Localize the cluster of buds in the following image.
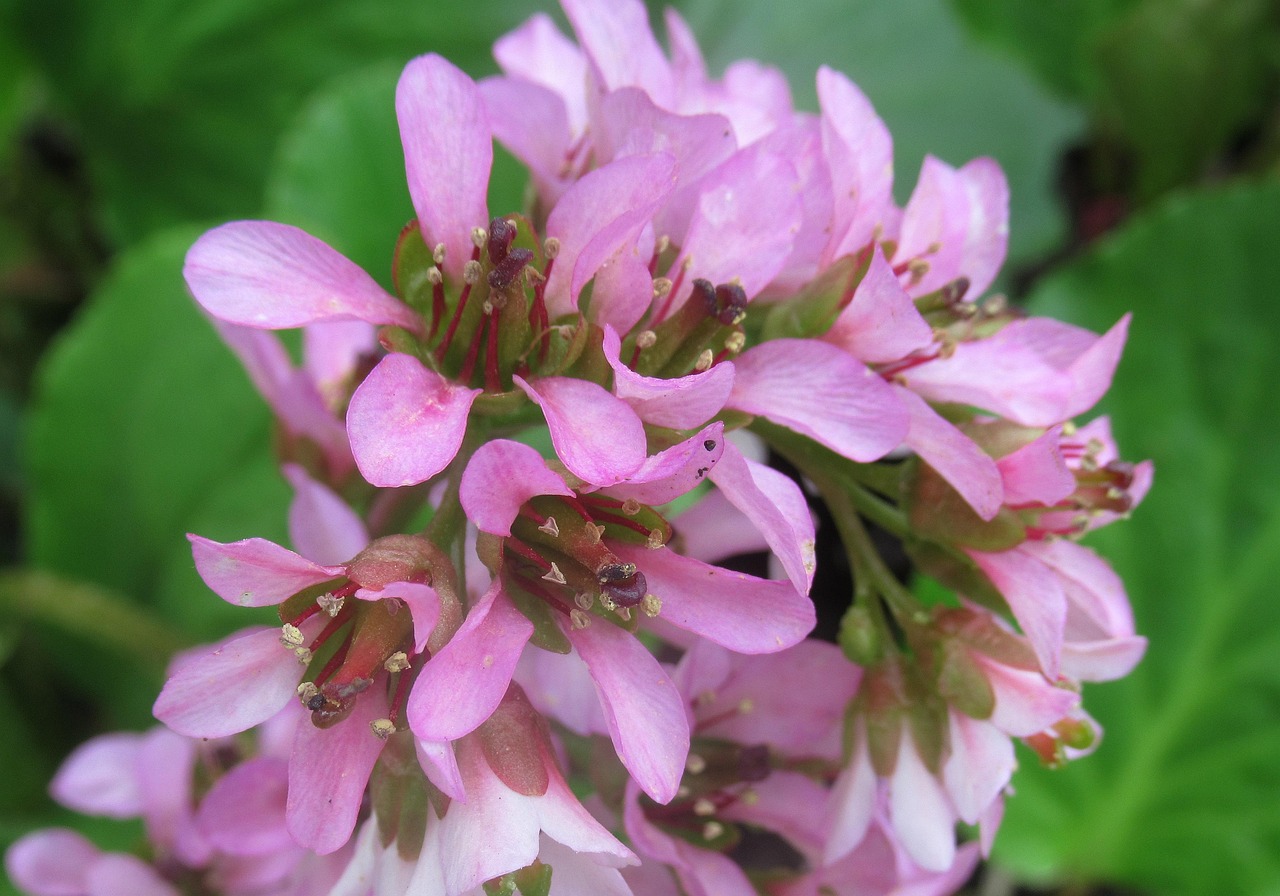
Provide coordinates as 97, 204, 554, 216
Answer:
8, 1, 1150, 894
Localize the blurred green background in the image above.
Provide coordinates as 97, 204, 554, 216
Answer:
1, 1, 1277, 893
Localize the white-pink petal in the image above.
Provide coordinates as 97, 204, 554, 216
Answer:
50, 733, 144, 818
941, 713, 1014, 824
347, 353, 481, 488
729, 339, 909, 463
605, 422, 725, 506
185, 221, 421, 333
188, 534, 342, 607
897, 387, 1004, 520
969, 547, 1068, 678
889, 735, 957, 872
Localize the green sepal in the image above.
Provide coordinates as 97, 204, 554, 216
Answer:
513, 861, 553, 896
278, 578, 347, 624
370, 731, 433, 861
904, 457, 1026, 551
838, 604, 886, 667
935, 638, 997, 720
759, 253, 866, 341
392, 218, 437, 318
903, 538, 1005, 615
503, 578, 573, 654
535, 317, 591, 378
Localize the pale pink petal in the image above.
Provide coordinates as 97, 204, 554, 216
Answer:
85, 853, 179, 896
1060, 637, 1148, 682
1063, 314, 1130, 418
188, 534, 342, 607
302, 319, 377, 394
407, 585, 533, 741
460, 439, 573, 536
185, 221, 421, 333
361, 582, 441, 655
286, 687, 388, 854
516, 647, 609, 738
416, 738, 466, 802
979, 797, 1005, 857
479, 76, 573, 198
284, 464, 369, 566
721, 771, 830, 863
540, 837, 634, 896
818, 66, 894, 263
347, 353, 481, 488
614, 544, 814, 653
753, 119, 831, 293
5, 829, 98, 895
729, 339, 909, 462
708, 440, 815, 594
896, 156, 967, 298
589, 242, 657, 335
1022, 541, 1140, 658
544, 153, 677, 315
198, 757, 292, 856
941, 714, 1013, 824
493, 13, 588, 135
601, 326, 734, 429
535, 775, 637, 864
889, 735, 957, 872
997, 428, 1075, 507
824, 247, 933, 363
897, 387, 1004, 520
969, 548, 1067, 678
153, 627, 302, 737
397, 54, 492, 279
956, 158, 1009, 299
671, 487, 770, 564
664, 8, 707, 87
568, 620, 689, 803
976, 656, 1079, 737
514, 375, 646, 485
136, 729, 204, 865
669, 146, 802, 308
561, 0, 674, 105
604, 423, 725, 506
824, 737, 876, 863
50, 733, 144, 818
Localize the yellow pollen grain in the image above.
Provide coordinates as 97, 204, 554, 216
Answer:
738, 698, 755, 715
616, 606, 632, 621
370, 718, 396, 740
544, 236, 561, 258
432, 243, 447, 265
693, 798, 716, 817
426, 266, 443, 285
702, 821, 725, 841
574, 592, 594, 610
384, 652, 411, 673
636, 329, 657, 349
724, 332, 745, 353
538, 516, 560, 537
542, 562, 568, 586
621, 499, 642, 516
652, 278, 672, 298
693, 349, 714, 372
463, 260, 482, 284
482, 654, 495, 669
740, 788, 760, 806
293, 647, 313, 665
280, 624, 304, 649
646, 529, 665, 549
641, 593, 662, 618
686, 753, 707, 775
471, 226, 487, 249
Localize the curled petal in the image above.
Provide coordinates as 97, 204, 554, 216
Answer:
185, 221, 423, 334
996, 428, 1075, 507
560, 0, 674, 105
514, 375, 646, 485
969, 547, 1068, 678
366, 582, 441, 655
416, 738, 466, 803
605, 423, 725, 506
397, 54, 492, 279
730, 339, 909, 463
601, 325, 734, 429
347, 353, 481, 488
569, 620, 689, 803
188, 534, 342, 607
5, 829, 99, 895
460, 439, 573, 536
614, 544, 814, 653
493, 13, 588, 134
942, 714, 1014, 825
824, 247, 932, 363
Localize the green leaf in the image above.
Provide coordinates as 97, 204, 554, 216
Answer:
993, 179, 1280, 895
672, 0, 1083, 269
24, 224, 288, 646
9, 0, 544, 243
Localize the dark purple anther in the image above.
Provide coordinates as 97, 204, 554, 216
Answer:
600, 567, 647, 608
488, 217, 517, 265
488, 247, 534, 290
941, 277, 970, 305
737, 744, 772, 782
712, 283, 748, 326
693, 279, 717, 316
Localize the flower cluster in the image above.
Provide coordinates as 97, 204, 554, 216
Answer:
8, 1, 1150, 894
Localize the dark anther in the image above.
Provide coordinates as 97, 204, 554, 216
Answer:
488, 247, 535, 290
602, 570, 648, 608
941, 277, 970, 305
306, 693, 327, 711
737, 744, 772, 782
693, 278, 718, 315
597, 562, 638, 584
712, 283, 748, 326
488, 217, 517, 265
703, 440, 716, 452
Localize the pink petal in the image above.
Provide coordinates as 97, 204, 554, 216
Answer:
824, 247, 933, 363
416, 738, 466, 802
397, 55, 492, 280
568, 620, 689, 803
5, 829, 99, 895
1060, 637, 1148, 683
287, 687, 388, 854
671, 486, 770, 564
896, 156, 967, 298
135, 729, 205, 866
284, 464, 370, 566
956, 157, 1009, 300
302, 319, 377, 394
513, 375, 646, 485
537, 838, 634, 896
604, 423, 725, 506
941, 714, 1013, 824
85, 853, 180, 896
197, 757, 292, 856
185, 221, 421, 333
976, 656, 1079, 736
544, 153, 677, 316
188, 534, 342, 608
363, 582, 441, 655
1063, 314, 1130, 419
589, 242, 658, 336
493, 13, 588, 136
889, 735, 957, 873
721, 771, 830, 863
560, 0, 674, 105
50, 733, 144, 818
897, 387, 1004, 521
996, 428, 1075, 507
460, 439, 573, 536
516, 647, 610, 738
346, 353, 481, 488
407, 585, 533, 741
479, 76, 573, 199
614, 544, 814, 653
818, 66, 894, 264
729, 339, 909, 463
708, 441, 815, 594
153, 627, 301, 738
601, 326, 734, 429
824, 739, 877, 863
969, 548, 1068, 678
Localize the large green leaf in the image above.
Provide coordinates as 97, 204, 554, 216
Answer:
993, 180, 1280, 895
672, 0, 1083, 271
24, 225, 288, 645
8, 0, 544, 243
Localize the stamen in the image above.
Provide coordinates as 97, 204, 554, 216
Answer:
471, 227, 488, 250
692, 798, 716, 817
316, 593, 345, 617
280, 624, 305, 649
693, 349, 713, 372
538, 516, 560, 537
432, 243, 447, 265
370, 718, 396, 739
686, 753, 707, 775
570, 608, 592, 630
384, 651, 411, 673
574, 592, 594, 610
641, 593, 662, 618
702, 821, 724, 841
541, 562, 568, 586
